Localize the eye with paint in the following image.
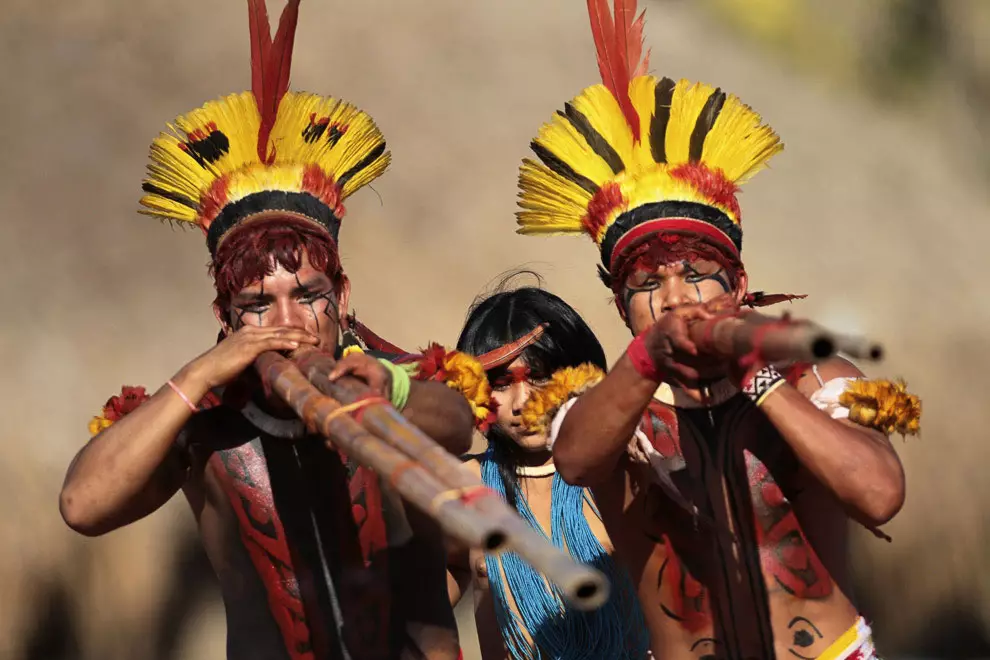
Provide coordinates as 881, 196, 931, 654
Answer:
491, 365, 533, 392
624, 269, 664, 292
230, 297, 271, 328
298, 290, 332, 306
682, 260, 732, 293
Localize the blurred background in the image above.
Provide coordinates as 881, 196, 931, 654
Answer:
1, 0, 988, 658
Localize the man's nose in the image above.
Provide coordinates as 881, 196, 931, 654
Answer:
272, 300, 308, 328
658, 280, 695, 313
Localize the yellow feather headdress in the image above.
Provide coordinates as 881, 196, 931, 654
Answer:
517, 0, 782, 276
140, 0, 390, 255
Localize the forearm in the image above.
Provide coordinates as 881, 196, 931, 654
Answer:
761, 384, 905, 525
403, 381, 474, 455
554, 354, 657, 487
60, 364, 209, 534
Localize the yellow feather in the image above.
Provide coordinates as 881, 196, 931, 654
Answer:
536, 116, 617, 185
701, 94, 783, 184
516, 160, 593, 235
664, 79, 718, 164
838, 378, 922, 436
628, 75, 660, 169
141, 92, 262, 224
516, 68, 781, 250
140, 90, 390, 228
570, 85, 638, 167
520, 364, 605, 434
270, 93, 390, 200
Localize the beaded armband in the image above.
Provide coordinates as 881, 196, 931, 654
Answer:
742, 365, 786, 406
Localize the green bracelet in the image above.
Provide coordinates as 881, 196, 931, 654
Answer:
378, 358, 411, 410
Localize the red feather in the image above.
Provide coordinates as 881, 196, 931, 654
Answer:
269, 0, 301, 115
630, 9, 650, 77
247, 0, 302, 164
587, 0, 620, 98
247, 0, 273, 119
258, 0, 301, 163
614, 0, 632, 84
586, 0, 646, 141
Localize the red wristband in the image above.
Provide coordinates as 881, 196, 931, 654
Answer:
627, 333, 663, 382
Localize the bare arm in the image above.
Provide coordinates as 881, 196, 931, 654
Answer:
60, 325, 319, 536
554, 354, 656, 487
761, 357, 905, 526
403, 380, 474, 456
555, 305, 711, 488
327, 354, 475, 456
59, 365, 207, 536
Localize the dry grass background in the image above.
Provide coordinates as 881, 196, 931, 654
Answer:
1, 0, 988, 657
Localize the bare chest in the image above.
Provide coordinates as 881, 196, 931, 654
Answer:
628, 399, 844, 659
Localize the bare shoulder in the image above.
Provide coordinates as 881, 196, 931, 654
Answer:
791, 356, 864, 397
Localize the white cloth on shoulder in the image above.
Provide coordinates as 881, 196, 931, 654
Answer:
808, 377, 860, 421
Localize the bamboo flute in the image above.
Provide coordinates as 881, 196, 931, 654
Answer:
296, 351, 610, 609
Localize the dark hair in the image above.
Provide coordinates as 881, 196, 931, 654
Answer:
456, 286, 607, 507
210, 216, 345, 308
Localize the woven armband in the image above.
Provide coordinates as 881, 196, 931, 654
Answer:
742, 365, 786, 406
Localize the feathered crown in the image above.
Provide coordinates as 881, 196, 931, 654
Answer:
517, 0, 782, 275
139, 0, 390, 255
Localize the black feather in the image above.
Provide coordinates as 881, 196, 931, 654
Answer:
689, 88, 726, 162
561, 104, 625, 174
650, 77, 676, 163
531, 142, 600, 195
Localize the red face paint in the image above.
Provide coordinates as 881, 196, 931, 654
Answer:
493, 365, 532, 388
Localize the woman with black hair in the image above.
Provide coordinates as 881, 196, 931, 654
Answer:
447, 286, 649, 660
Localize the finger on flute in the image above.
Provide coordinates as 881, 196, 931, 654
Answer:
296, 349, 479, 491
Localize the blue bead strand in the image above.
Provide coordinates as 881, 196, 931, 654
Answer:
481, 455, 649, 659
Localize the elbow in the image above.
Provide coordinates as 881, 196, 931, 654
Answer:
59, 487, 108, 537
859, 467, 906, 527
552, 440, 604, 488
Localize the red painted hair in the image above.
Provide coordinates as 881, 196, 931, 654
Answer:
210, 217, 345, 307
608, 232, 744, 312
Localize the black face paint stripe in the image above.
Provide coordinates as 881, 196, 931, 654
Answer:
689, 88, 727, 162
256, 281, 265, 325
295, 274, 320, 333
650, 77, 676, 163
530, 142, 600, 195
561, 103, 625, 174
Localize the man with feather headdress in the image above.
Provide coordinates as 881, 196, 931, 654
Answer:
514, 1, 921, 658
58, 1, 473, 658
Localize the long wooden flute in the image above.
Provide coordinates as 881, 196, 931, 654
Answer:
255, 350, 610, 611
688, 311, 884, 364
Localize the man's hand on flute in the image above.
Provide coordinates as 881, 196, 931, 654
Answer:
640, 295, 741, 388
